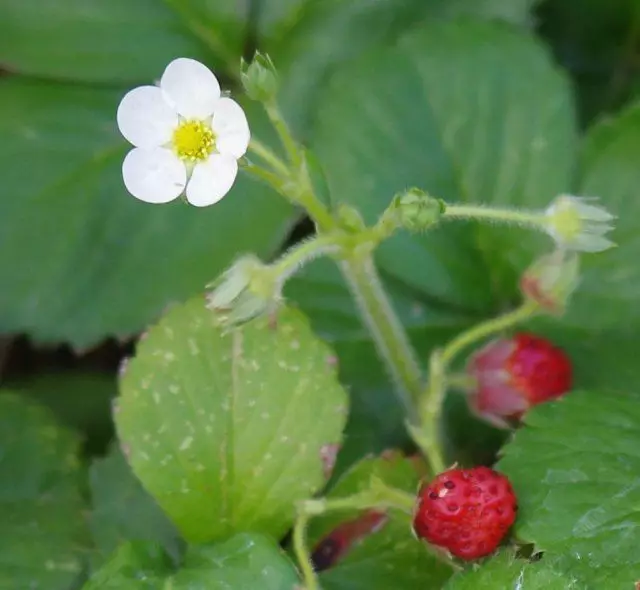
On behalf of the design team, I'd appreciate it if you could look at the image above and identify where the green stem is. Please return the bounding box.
[417,300,540,473]
[444,204,545,228]
[293,512,318,590]
[274,235,342,282]
[265,102,300,167]
[248,138,290,177]
[339,252,422,424]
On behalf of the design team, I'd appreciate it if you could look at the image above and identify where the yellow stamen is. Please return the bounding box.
[172,120,215,161]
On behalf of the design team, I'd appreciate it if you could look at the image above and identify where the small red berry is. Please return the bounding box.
[412,467,517,560]
[466,332,572,428]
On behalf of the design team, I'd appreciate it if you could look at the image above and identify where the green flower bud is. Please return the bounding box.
[390,189,445,232]
[520,249,580,315]
[206,255,280,326]
[241,52,278,102]
[336,203,367,233]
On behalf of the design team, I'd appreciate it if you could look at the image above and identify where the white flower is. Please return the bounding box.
[117,58,250,207]
[544,194,615,253]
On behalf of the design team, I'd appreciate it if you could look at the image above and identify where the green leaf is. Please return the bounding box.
[0,394,88,589]
[115,300,348,543]
[83,534,299,589]
[5,373,115,454]
[307,453,454,589]
[268,2,540,136]
[81,541,172,589]
[310,20,576,312]
[88,445,181,565]
[0,0,217,84]
[443,551,585,589]
[0,79,293,347]
[498,390,640,588]
[564,101,640,330]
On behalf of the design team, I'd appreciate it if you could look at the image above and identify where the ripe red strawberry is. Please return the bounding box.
[466,332,572,428]
[412,467,517,560]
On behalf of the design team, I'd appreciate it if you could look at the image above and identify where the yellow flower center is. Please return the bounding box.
[172,120,215,161]
[550,207,582,241]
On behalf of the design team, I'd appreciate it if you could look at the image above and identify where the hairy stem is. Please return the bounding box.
[339,251,422,424]
[444,204,545,229]
[417,300,540,473]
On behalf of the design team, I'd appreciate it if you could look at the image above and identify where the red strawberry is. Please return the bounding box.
[466,332,572,428]
[412,467,517,560]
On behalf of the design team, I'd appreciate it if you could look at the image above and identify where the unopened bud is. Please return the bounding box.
[206,255,280,326]
[241,52,278,102]
[520,249,579,314]
[336,203,366,233]
[390,189,444,232]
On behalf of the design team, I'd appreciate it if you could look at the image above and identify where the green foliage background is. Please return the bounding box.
[1,0,640,588]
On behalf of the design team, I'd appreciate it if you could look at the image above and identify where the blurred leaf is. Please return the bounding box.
[6,373,115,454]
[310,20,575,313]
[306,453,454,589]
[83,534,299,589]
[81,541,171,589]
[0,394,88,589]
[267,1,540,136]
[537,0,640,124]
[88,445,181,566]
[115,301,348,543]
[0,0,218,84]
[0,79,293,347]
[443,551,585,589]
[498,390,640,588]
[562,100,640,331]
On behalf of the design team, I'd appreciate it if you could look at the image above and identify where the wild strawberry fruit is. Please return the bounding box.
[466,332,572,428]
[412,467,517,560]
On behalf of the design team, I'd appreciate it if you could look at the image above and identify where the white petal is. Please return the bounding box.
[122,148,186,204]
[161,58,221,119]
[186,154,238,207]
[117,86,178,148]
[211,97,250,158]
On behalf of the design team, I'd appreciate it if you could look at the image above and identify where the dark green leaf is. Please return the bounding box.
[0,79,293,347]
[83,534,299,589]
[115,301,348,543]
[0,394,88,589]
[88,445,181,565]
[0,0,215,84]
[443,551,586,589]
[498,390,640,588]
[310,20,575,312]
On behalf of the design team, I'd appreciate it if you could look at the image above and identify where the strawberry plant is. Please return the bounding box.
[1,1,639,589]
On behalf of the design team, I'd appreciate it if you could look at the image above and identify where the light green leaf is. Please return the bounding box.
[83,534,299,589]
[443,552,585,589]
[115,300,348,543]
[88,445,181,565]
[498,390,640,589]
[0,79,293,347]
[0,0,215,84]
[0,394,88,589]
[310,20,575,312]
[306,453,454,590]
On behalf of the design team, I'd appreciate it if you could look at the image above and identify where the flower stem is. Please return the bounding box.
[443,204,545,228]
[265,101,300,167]
[416,300,540,474]
[339,251,422,424]
[248,138,289,177]
[293,511,318,590]
[273,235,341,282]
